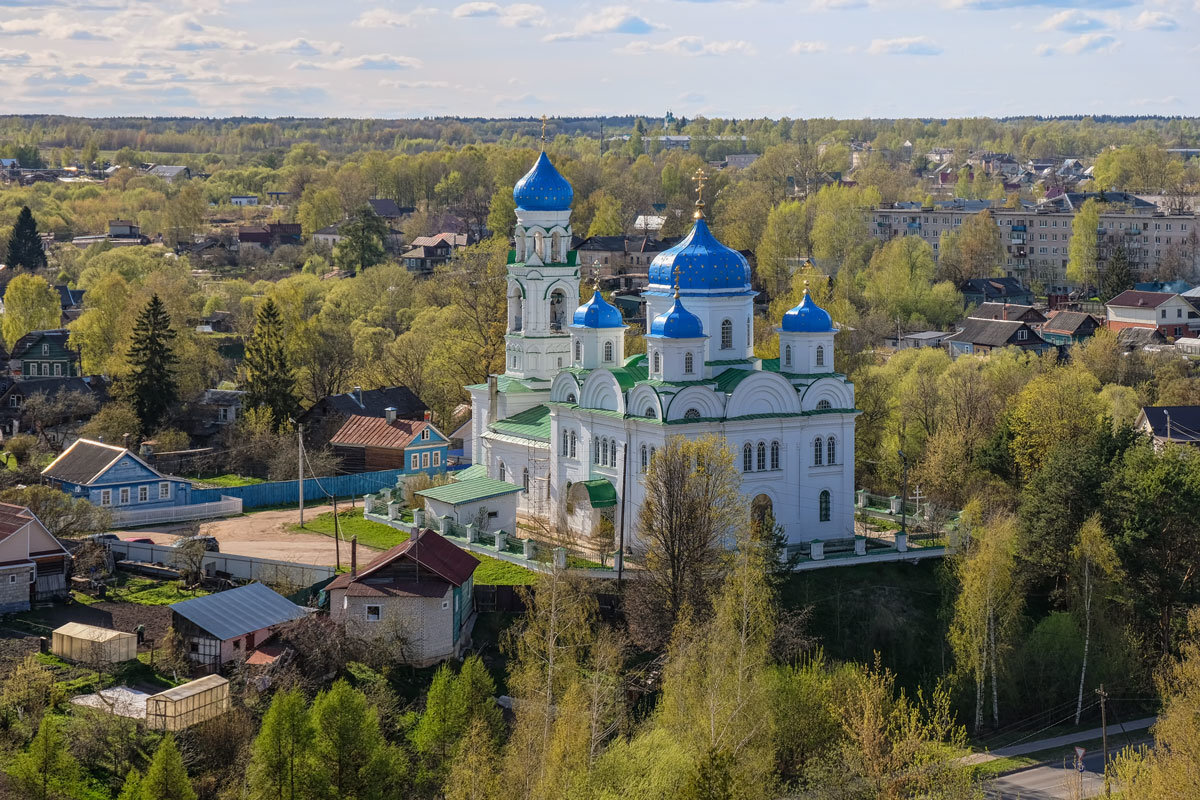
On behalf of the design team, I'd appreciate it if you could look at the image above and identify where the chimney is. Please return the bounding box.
[385,406,397,424]
[423,410,432,422]
[122,433,130,450]
[1002,300,1009,321]
[352,386,363,408]
[350,536,358,577]
[487,375,499,426]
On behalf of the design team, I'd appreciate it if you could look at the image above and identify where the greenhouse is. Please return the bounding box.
[51,623,137,664]
[145,674,231,731]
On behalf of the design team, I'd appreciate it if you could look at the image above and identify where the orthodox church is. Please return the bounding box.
[466,150,858,553]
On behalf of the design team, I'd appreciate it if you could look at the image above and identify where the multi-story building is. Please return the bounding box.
[871,192,1199,293]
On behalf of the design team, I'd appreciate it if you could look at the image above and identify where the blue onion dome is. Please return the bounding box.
[648,295,705,339]
[647,217,751,294]
[513,151,573,212]
[781,284,834,333]
[572,290,625,328]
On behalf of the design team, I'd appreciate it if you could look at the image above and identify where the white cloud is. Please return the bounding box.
[1036,31,1119,55]
[264,38,342,56]
[452,2,545,27]
[621,35,756,56]
[0,11,115,40]
[948,0,1133,8]
[1036,9,1105,31]
[0,49,31,65]
[867,36,942,55]
[543,6,660,42]
[381,79,452,89]
[1130,10,1177,31]
[336,54,423,70]
[812,0,867,8]
[353,8,438,28]
[790,40,829,53]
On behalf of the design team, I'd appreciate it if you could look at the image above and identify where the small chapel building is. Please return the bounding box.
[467,150,858,554]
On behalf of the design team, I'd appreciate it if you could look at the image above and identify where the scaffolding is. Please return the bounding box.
[144,674,231,731]
[51,623,137,664]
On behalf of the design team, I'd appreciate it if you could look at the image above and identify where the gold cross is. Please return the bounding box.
[673,265,682,297]
[541,115,548,146]
[693,167,708,219]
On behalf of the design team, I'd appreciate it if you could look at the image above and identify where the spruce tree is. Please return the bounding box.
[6,206,47,271]
[244,298,296,430]
[140,735,196,800]
[1100,244,1134,303]
[124,294,179,433]
[8,716,82,800]
[249,687,315,800]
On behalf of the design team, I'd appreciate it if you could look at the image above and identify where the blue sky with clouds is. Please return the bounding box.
[0,0,1195,118]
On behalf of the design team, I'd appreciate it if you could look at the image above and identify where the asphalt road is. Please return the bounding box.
[987,738,1152,799]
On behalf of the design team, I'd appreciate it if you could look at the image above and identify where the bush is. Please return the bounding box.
[5,433,41,465]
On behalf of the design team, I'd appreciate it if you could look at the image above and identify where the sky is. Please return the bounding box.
[0,0,1196,119]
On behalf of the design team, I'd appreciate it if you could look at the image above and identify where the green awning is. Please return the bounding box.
[580,479,617,508]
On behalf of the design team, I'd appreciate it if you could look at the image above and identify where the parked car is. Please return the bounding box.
[172,535,220,553]
[85,533,119,544]
[121,537,154,544]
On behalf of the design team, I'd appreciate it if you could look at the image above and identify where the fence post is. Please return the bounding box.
[553,547,567,569]
[439,515,452,535]
[856,489,868,508]
[810,540,825,560]
[463,522,475,542]
[363,494,374,515]
[413,508,425,528]
[494,530,507,551]
[523,538,536,559]
[855,536,866,556]
[895,531,908,553]
[387,502,399,520]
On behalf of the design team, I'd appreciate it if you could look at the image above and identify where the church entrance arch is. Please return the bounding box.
[751,493,774,531]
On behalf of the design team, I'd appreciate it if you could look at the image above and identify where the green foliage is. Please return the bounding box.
[862,236,963,328]
[1100,243,1134,302]
[333,206,387,275]
[123,294,179,432]
[310,679,395,799]
[2,273,60,349]
[248,687,316,800]
[138,735,196,800]
[6,206,47,271]
[7,716,82,800]
[244,297,297,430]
[1067,198,1101,288]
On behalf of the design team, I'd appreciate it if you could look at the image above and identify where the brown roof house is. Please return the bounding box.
[970,302,1047,326]
[0,502,71,612]
[327,529,479,665]
[944,318,1050,358]
[329,409,449,474]
[1041,311,1101,345]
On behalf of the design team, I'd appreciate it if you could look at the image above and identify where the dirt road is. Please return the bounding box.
[118,505,381,567]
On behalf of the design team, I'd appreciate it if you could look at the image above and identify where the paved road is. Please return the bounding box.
[990,717,1156,758]
[987,741,1150,799]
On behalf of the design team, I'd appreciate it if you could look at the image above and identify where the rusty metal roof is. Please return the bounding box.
[329,415,435,450]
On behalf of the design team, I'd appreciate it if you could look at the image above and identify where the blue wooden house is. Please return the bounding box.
[328,411,450,475]
[41,438,192,510]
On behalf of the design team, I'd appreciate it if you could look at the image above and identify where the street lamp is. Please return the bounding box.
[897,450,908,537]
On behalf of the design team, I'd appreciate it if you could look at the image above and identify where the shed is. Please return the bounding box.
[415,476,521,534]
[145,675,231,731]
[170,582,307,668]
[52,623,137,664]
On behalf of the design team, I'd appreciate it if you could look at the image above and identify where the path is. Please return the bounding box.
[116,504,381,567]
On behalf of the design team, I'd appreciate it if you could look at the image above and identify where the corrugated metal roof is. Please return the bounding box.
[170,583,306,641]
[41,439,133,485]
[416,476,522,505]
[0,502,32,538]
[490,405,551,440]
[330,415,437,450]
[452,464,488,481]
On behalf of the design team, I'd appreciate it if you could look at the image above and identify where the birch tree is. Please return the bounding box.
[948,503,1024,732]
[1071,514,1122,724]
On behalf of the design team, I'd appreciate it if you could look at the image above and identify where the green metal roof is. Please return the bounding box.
[712,367,757,393]
[452,464,488,482]
[464,375,542,393]
[490,404,552,440]
[579,479,617,508]
[608,364,648,391]
[416,476,522,505]
[760,359,847,380]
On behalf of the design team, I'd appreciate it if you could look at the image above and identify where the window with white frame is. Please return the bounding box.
[422,452,430,468]
[119,487,130,504]
[827,436,836,465]
[569,431,576,458]
[160,482,170,499]
[365,605,381,622]
[432,451,441,467]
[684,352,694,374]
[411,454,419,470]
[101,489,111,506]
[813,438,823,466]
[743,443,753,472]
[720,319,733,350]
[603,341,614,362]
[138,485,149,502]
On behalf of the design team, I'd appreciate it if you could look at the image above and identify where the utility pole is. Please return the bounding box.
[332,491,341,571]
[898,449,909,536]
[297,423,304,527]
[1166,409,1172,443]
[1097,684,1110,796]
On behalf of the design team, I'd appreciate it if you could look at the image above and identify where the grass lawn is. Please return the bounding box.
[471,553,537,585]
[190,473,265,488]
[112,573,208,605]
[292,508,410,550]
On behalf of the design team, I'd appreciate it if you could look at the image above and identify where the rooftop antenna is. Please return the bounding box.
[692,167,708,219]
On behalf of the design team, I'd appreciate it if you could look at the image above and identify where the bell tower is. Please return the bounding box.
[504,122,578,380]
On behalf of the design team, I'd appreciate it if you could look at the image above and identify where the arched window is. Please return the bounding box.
[816,345,825,367]
[720,319,733,350]
[601,438,609,466]
[561,429,569,456]
[756,442,767,471]
[819,490,831,522]
[770,441,780,470]
[593,439,600,464]
[569,431,577,458]
[743,443,753,472]
[644,407,656,419]
[784,345,792,367]
[650,446,657,465]
[684,352,694,374]
[608,441,618,467]
[574,340,581,361]
[813,437,823,466]
[522,468,530,493]
[641,444,648,472]
[498,461,506,482]
[684,408,701,419]
[816,399,831,410]
[652,350,661,373]
[827,436,836,465]
[566,393,576,404]
[603,341,614,362]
